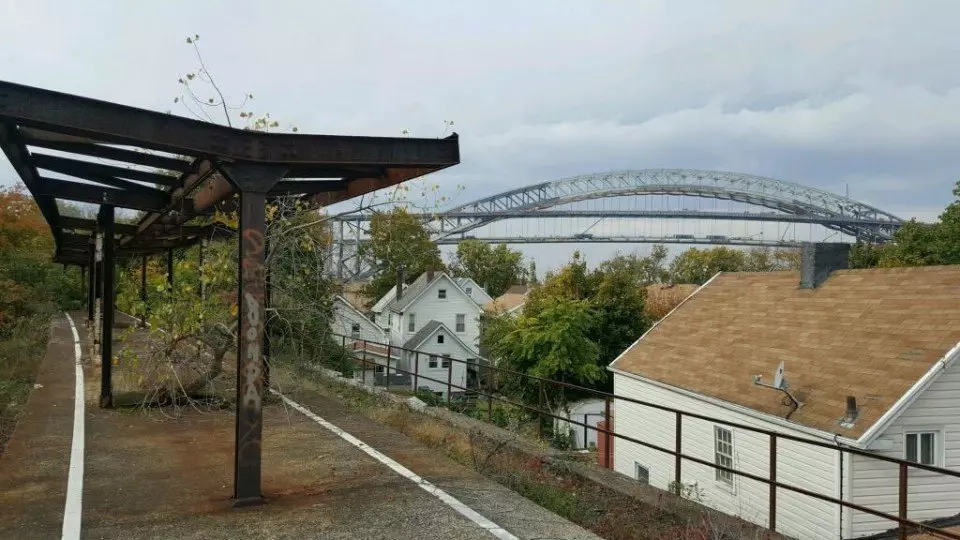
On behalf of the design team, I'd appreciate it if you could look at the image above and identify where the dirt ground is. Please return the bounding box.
[0,313,598,540]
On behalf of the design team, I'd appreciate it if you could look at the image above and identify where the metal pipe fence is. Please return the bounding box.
[332,333,960,540]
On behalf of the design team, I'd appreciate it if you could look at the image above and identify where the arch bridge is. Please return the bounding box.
[332,169,903,279]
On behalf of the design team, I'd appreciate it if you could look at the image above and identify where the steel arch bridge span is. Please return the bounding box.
[426,169,903,242]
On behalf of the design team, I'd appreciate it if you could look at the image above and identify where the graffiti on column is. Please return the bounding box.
[237,226,265,462]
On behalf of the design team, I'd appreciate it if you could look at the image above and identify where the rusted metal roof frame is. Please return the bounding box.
[0,79,460,264]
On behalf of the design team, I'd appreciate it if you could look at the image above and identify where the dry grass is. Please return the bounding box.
[312,370,778,540]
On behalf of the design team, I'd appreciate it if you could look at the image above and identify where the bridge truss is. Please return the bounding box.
[330,169,903,279]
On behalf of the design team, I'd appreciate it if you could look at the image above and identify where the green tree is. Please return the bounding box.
[590,260,652,375]
[668,246,747,284]
[493,297,602,409]
[363,208,443,300]
[851,180,960,268]
[449,241,525,297]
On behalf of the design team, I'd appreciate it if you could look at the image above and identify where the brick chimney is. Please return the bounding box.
[799,243,850,289]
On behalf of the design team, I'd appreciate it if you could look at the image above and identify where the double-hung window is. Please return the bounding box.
[455,314,466,333]
[714,426,734,485]
[408,313,416,332]
[428,355,438,369]
[441,354,451,369]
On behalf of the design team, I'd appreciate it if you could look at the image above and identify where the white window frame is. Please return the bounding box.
[438,289,447,299]
[455,314,466,333]
[904,429,941,467]
[466,286,473,295]
[350,323,361,338]
[634,461,649,484]
[714,426,734,486]
[375,364,385,373]
[441,354,451,369]
[428,355,438,369]
[437,334,445,344]
[408,313,416,332]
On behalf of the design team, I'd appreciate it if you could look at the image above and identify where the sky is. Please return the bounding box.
[2,1,958,272]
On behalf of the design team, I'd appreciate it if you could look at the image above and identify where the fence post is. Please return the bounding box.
[674,412,682,490]
[385,344,392,389]
[899,463,908,540]
[341,334,346,375]
[769,433,777,532]
[538,380,545,439]
[446,357,453,406]
[362,340,367,386]
[414,351,419,393]
[604,397,612,469]
[487,364,493,421]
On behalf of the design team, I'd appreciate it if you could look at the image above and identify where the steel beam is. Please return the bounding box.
[0,80,460,165]
[36,176,169,212]
[32,153,178,187]
[99,206,115,408]
[22,135,191,172]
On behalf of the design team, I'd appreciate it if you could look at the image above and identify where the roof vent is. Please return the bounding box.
[800,243,850,289]
[840,396,859,428]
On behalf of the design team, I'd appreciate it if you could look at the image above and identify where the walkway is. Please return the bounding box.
[0,314,598,540]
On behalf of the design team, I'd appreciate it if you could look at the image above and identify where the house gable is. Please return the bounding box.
[331,296,383,343]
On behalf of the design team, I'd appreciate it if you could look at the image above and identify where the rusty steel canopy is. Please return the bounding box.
[0,79,460,264]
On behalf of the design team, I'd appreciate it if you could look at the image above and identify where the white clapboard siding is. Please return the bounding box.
[331,298,383,344]
[398,275,482,353]
[406,327,471,397]
[614,374,840,540]
[850,357,960,537]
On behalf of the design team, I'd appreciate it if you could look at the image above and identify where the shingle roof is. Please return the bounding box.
[483,285,530,314]
[387,272,436,312]
[404,320,445,349]
[611,266,960,438]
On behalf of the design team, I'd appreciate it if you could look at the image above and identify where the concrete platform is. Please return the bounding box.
[0,314,598,540]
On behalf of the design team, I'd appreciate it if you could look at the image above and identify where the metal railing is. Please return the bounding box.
[331,333,960,540]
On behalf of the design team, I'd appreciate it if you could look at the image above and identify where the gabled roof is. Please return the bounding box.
[483,284,530,314]
[404,320,475,354]
[371,284,407,313]
[333,296,381,333]
[386,271,480,313]
[610,266,960,439]
[454,277,493,303]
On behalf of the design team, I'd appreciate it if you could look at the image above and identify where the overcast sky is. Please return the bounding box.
[2,1,958,271]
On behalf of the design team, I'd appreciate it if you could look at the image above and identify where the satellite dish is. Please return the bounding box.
[773,361,785,389]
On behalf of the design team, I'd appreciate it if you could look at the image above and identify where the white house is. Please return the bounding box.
[554,398,607,450]
[608,244,960,540]
[402,320,473,396]
[381,270,485,354]
[330,295,384,344]
[455,277,493,306]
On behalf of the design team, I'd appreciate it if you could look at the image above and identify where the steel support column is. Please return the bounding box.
[167,249,174,288]
[99,206,115,408]
[87,234,96,323]
[223,163,286,507]
[140,255,148,328]
[263,233,271,391]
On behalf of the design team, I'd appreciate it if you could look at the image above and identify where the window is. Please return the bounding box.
[905,431,938,466]
[437,334,445,344]
[466,286,473,295]
[375,365,384,373]
[408,313,416,332]
[438,289,447,299]
[634,462,649,484]
[350,323,361,338]
[388,313,392,325]
[428,355,438,368]
[714,426,734,485]
[455,314,466,333]
[441,354,451,369]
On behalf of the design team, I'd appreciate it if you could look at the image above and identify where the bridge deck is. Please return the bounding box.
[0,314,596,540]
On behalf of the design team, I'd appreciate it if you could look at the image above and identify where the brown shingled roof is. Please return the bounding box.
[611,266,960,438]
[483,285,530,314]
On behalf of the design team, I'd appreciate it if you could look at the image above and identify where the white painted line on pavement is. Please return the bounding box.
[62,313,85,540]
[271,389,520,540]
